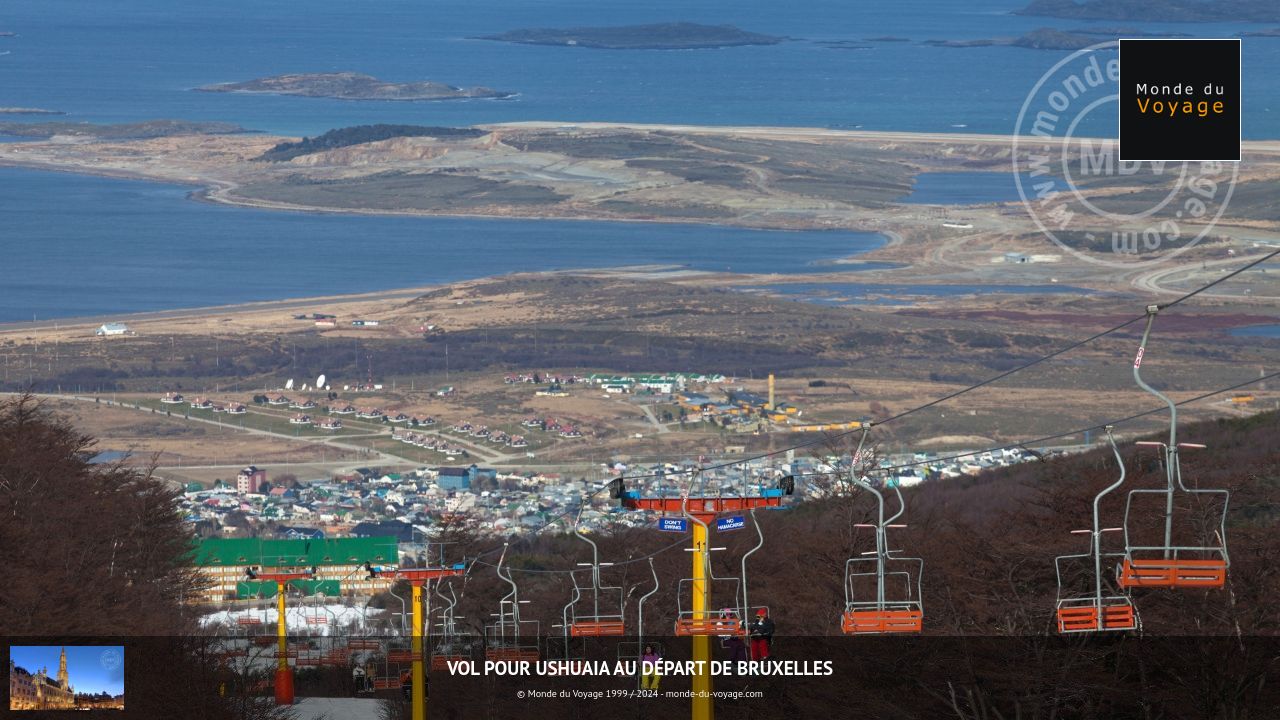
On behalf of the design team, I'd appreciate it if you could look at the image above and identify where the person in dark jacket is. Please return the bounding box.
[748,608,774,660]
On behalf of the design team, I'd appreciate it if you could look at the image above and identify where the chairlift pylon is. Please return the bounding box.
[841,427,924,635]
[1119,306,1229,590]
[1054,426,1139,633]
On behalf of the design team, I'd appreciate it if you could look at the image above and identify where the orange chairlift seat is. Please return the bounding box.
[841,427,924,635]
[1118,307,1229,590]
[371,676,402,691]
[1053,427,1138,634]
[484,544,541,662]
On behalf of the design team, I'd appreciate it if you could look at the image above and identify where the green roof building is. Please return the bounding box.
[193,536,399,603]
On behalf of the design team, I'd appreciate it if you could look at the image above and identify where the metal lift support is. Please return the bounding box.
[379,564,467,720]
[1120,306,1230,590]
[841,428,924,635]
[618,473,789,720]
[1054,427,1139,633]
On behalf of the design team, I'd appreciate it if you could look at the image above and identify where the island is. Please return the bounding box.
[0,120,246,140]
[474,22,785,50]
[1016,0,1280,23]
[925,29,1098,50]
[0,107,65,116]
[817,40,873,50]
[196,72,513,101]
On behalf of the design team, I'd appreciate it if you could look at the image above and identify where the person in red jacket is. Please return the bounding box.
[748,608,774,661]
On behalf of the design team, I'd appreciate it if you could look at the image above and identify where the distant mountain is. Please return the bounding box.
[476,22,785,50]
[1018,0,1280,22]
[197,72,513,101]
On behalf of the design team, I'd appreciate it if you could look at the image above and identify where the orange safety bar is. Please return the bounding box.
[371,677,402,690]
[1118,558,1226,589]
[1056,603,1136,633]
[305,617,329,625]
[675,618,742,636]
[840,609,923,635]
[236,618,263,625]
[387,650,416,663]
[347,640,382,650]
[569,620,626,637]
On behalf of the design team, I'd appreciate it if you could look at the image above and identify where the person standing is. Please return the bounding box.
[748,608,774,661]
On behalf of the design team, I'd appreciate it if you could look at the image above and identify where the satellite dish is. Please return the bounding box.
[301,383,309,391]
[316,373,327,389]
[285,378,294,390]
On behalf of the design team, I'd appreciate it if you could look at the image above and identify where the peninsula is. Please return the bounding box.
[197,72,513,101]
[0,119,246,139]
[1017,0,1280,23]
[0,107,64,116]
[475,22,785,50]
[924,28,1097,50]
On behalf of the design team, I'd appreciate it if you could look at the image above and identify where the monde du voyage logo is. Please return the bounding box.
[1013,39,1240,268]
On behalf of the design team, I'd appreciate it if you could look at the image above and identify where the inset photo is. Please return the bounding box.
[8,646,124,711]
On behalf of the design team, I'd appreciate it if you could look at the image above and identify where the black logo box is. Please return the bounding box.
[1119,38,1241,162]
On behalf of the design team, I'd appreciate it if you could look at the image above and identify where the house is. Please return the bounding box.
[437,464,496,491]
[275,526,324,540]
[95,322,129,336]
[160,392,184,404]
[236,466,267,494]
[437,466,471,491]
[350,520,415,542]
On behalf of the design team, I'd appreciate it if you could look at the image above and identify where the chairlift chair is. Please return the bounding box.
[484,544,541,662]
[431,579,474,671]
[841,428,924,635]
[617,558,665,682]
[1053,427,1139,633]
[1119,307,1229,590]
[565,503,626,637]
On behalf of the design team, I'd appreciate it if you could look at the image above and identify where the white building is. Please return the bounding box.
[95,322,128,336]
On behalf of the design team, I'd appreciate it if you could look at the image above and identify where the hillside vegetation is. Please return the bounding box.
[257,124,488,162]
